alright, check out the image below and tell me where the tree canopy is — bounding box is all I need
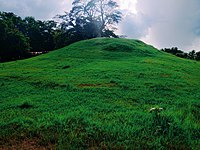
[0,1,122,62]
[0,12,30,61]
[0,12,58,62]
[58,0,122,41]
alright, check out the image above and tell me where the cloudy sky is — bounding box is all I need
[1,0,200,51]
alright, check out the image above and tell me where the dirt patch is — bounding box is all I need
[160,74,170,77]
[0,138,55,150]
[78,83,117,88]
[143,59,154,64]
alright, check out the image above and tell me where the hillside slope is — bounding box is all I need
[0,38,200,149]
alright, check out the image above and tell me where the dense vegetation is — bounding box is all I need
[161,47,200,61]
[0,12,58,62]
[57,0,121,39]
[0,38,200,149]
[0,0,122,62]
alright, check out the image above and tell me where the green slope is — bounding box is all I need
[0,38,200,149]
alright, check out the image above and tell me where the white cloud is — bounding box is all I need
[117,0,137,14]
[117,12,150,38]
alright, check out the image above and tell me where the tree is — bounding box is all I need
[196,51,200,61]
[42,20,57,51]
[58,0,122,42]
[188,50,196,60]
[0,12,30,61]
[1,29,30,60]
[23,17,43,52]
[23,17,57,52]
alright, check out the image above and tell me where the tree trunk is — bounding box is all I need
[99,0,105,37]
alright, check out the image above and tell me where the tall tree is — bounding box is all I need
[23,17,43,52]
[58,0,122,41]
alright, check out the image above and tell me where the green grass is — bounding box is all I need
[0,38,200,149]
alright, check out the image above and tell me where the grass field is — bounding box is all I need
[0,38,200,149]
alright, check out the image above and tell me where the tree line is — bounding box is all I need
[161,47,200,61]
[0,0,122,62]
[2,0,199,63]
[0,12,56,62]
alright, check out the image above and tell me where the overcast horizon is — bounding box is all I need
[1,0,200,51]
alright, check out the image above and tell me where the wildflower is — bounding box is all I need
[149,107,163,113]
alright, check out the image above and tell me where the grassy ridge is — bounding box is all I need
[0,38,200,149]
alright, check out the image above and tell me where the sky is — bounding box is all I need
[1,0,200,51]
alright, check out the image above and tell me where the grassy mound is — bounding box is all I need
[0,38,200,149]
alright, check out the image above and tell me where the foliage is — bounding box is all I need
[23,17,57,52]
[0,12,30,61]
[0,12,60,62]
[57,0,122,42]
[161,47,200,61]
[0,1,122,62]
[0,38,200,149]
